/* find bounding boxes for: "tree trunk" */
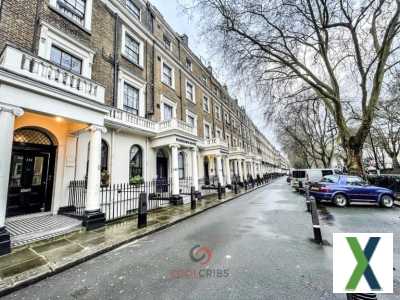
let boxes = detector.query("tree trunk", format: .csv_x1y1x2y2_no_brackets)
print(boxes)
391,155,400,171
343,137,364,175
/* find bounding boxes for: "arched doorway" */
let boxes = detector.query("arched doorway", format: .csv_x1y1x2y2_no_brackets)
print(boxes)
8,127,57,217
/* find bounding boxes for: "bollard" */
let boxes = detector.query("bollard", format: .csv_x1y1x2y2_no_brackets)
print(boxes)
191,186,196,210
310,197,322,244
305,186,311,213
244,180,248,191
346,294,377,300
138,193,148,228
218,182,222,200
234,182,238,194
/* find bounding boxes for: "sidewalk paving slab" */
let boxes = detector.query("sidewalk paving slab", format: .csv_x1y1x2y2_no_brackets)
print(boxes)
0,182,271,296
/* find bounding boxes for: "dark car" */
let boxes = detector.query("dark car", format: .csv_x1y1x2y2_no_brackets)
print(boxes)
309,175,395,208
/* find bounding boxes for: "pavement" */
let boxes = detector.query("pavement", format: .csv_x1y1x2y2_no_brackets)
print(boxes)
1,178,399,299
0,182,268,296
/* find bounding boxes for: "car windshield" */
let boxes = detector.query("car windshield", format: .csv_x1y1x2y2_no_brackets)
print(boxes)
321,175,339,183
346,176,366,186
292,170,306,178
321,170,333,176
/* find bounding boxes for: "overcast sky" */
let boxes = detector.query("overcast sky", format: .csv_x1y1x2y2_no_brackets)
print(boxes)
149,0,279,148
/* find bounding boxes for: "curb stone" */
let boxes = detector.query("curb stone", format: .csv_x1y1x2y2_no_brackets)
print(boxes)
0,181,273,296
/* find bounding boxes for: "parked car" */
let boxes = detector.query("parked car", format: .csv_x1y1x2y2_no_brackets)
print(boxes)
309,175,395,208
291,168,337,192
291,169,307,191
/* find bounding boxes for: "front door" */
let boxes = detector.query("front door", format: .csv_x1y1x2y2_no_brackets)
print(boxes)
7,147,55,217
204,158,210,185
156,150,168,193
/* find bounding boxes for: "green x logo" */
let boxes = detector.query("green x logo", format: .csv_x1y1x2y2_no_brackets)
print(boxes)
346,237,381,291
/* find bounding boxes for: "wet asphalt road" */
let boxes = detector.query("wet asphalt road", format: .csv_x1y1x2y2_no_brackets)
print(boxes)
2,178,399,300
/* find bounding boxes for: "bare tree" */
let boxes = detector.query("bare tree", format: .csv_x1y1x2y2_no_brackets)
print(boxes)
372,97,400,169
189,0,400,174
275,98,337,168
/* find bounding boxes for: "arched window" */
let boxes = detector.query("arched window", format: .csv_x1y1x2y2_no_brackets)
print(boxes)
130,145,143,178
101,140,109,172
178,152,185,179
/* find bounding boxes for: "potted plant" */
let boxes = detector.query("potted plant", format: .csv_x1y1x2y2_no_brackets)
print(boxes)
101,169,110,187
130,175,144,186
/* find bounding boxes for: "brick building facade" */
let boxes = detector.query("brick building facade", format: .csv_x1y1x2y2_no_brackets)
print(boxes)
0,0,286,254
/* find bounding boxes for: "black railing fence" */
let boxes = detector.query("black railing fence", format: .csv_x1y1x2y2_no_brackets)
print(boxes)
67,179,173,222
179,177,193,195
67,180,87,217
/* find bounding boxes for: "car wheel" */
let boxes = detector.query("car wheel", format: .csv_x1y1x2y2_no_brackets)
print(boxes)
334,194,347,207
380,195,394,208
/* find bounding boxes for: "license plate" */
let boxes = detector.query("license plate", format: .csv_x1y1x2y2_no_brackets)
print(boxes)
310,187,319,191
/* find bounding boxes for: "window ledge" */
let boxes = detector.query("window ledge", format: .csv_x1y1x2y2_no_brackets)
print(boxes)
49,5,92,35
121,54,144,70
161,81,175,90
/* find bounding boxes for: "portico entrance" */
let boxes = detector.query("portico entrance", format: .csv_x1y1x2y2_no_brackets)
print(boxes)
7,128,56,217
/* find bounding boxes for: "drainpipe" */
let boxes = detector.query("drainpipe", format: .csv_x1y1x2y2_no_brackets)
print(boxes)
112,12,120,107
32,0,44,54
178,38,184,121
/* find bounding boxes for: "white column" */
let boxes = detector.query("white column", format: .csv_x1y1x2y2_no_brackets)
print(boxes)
0,105,23,227
191,147,199,191
238,159,244,182
216,155,224,186
225,157,231,185
171,144,180,195
86,125,106,211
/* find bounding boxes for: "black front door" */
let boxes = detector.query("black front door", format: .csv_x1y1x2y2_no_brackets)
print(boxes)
7,146,55,217
204,159,210,185
156,157,168,193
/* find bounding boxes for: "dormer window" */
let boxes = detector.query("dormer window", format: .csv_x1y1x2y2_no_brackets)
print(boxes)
163,35,171,50
127,0,140,20
57,0,86,26
186,58,192,71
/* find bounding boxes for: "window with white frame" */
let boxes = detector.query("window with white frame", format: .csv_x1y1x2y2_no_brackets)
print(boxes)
225,112,230,124
233,137,237,147
162,62,174,87
186,81,195,102
226,134,230,146
164,103,173,121
118,70,146,117
39,23,95,78
178,152,185,179
125,34,140,65
161,96,176,121
204,123,211,140
121,26,144,68
50,0,92,30
215,105,221,120
203,96,209,112
186,110,197,132
126,0,140,20
216,128,222,139
50,45,82,74
56,0,86,25
123,83,139,115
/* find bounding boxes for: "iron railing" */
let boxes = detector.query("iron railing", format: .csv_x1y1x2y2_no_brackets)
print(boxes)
67,179,173,222
179,177,193,195
67,180,87,217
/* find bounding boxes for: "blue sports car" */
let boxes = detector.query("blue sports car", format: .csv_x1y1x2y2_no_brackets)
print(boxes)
309,175,395,208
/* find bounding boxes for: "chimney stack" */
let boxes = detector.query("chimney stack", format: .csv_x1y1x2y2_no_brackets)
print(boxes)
180,34,189,46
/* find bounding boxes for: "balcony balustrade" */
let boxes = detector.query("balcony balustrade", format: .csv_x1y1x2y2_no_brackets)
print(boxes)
0,45,105,103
